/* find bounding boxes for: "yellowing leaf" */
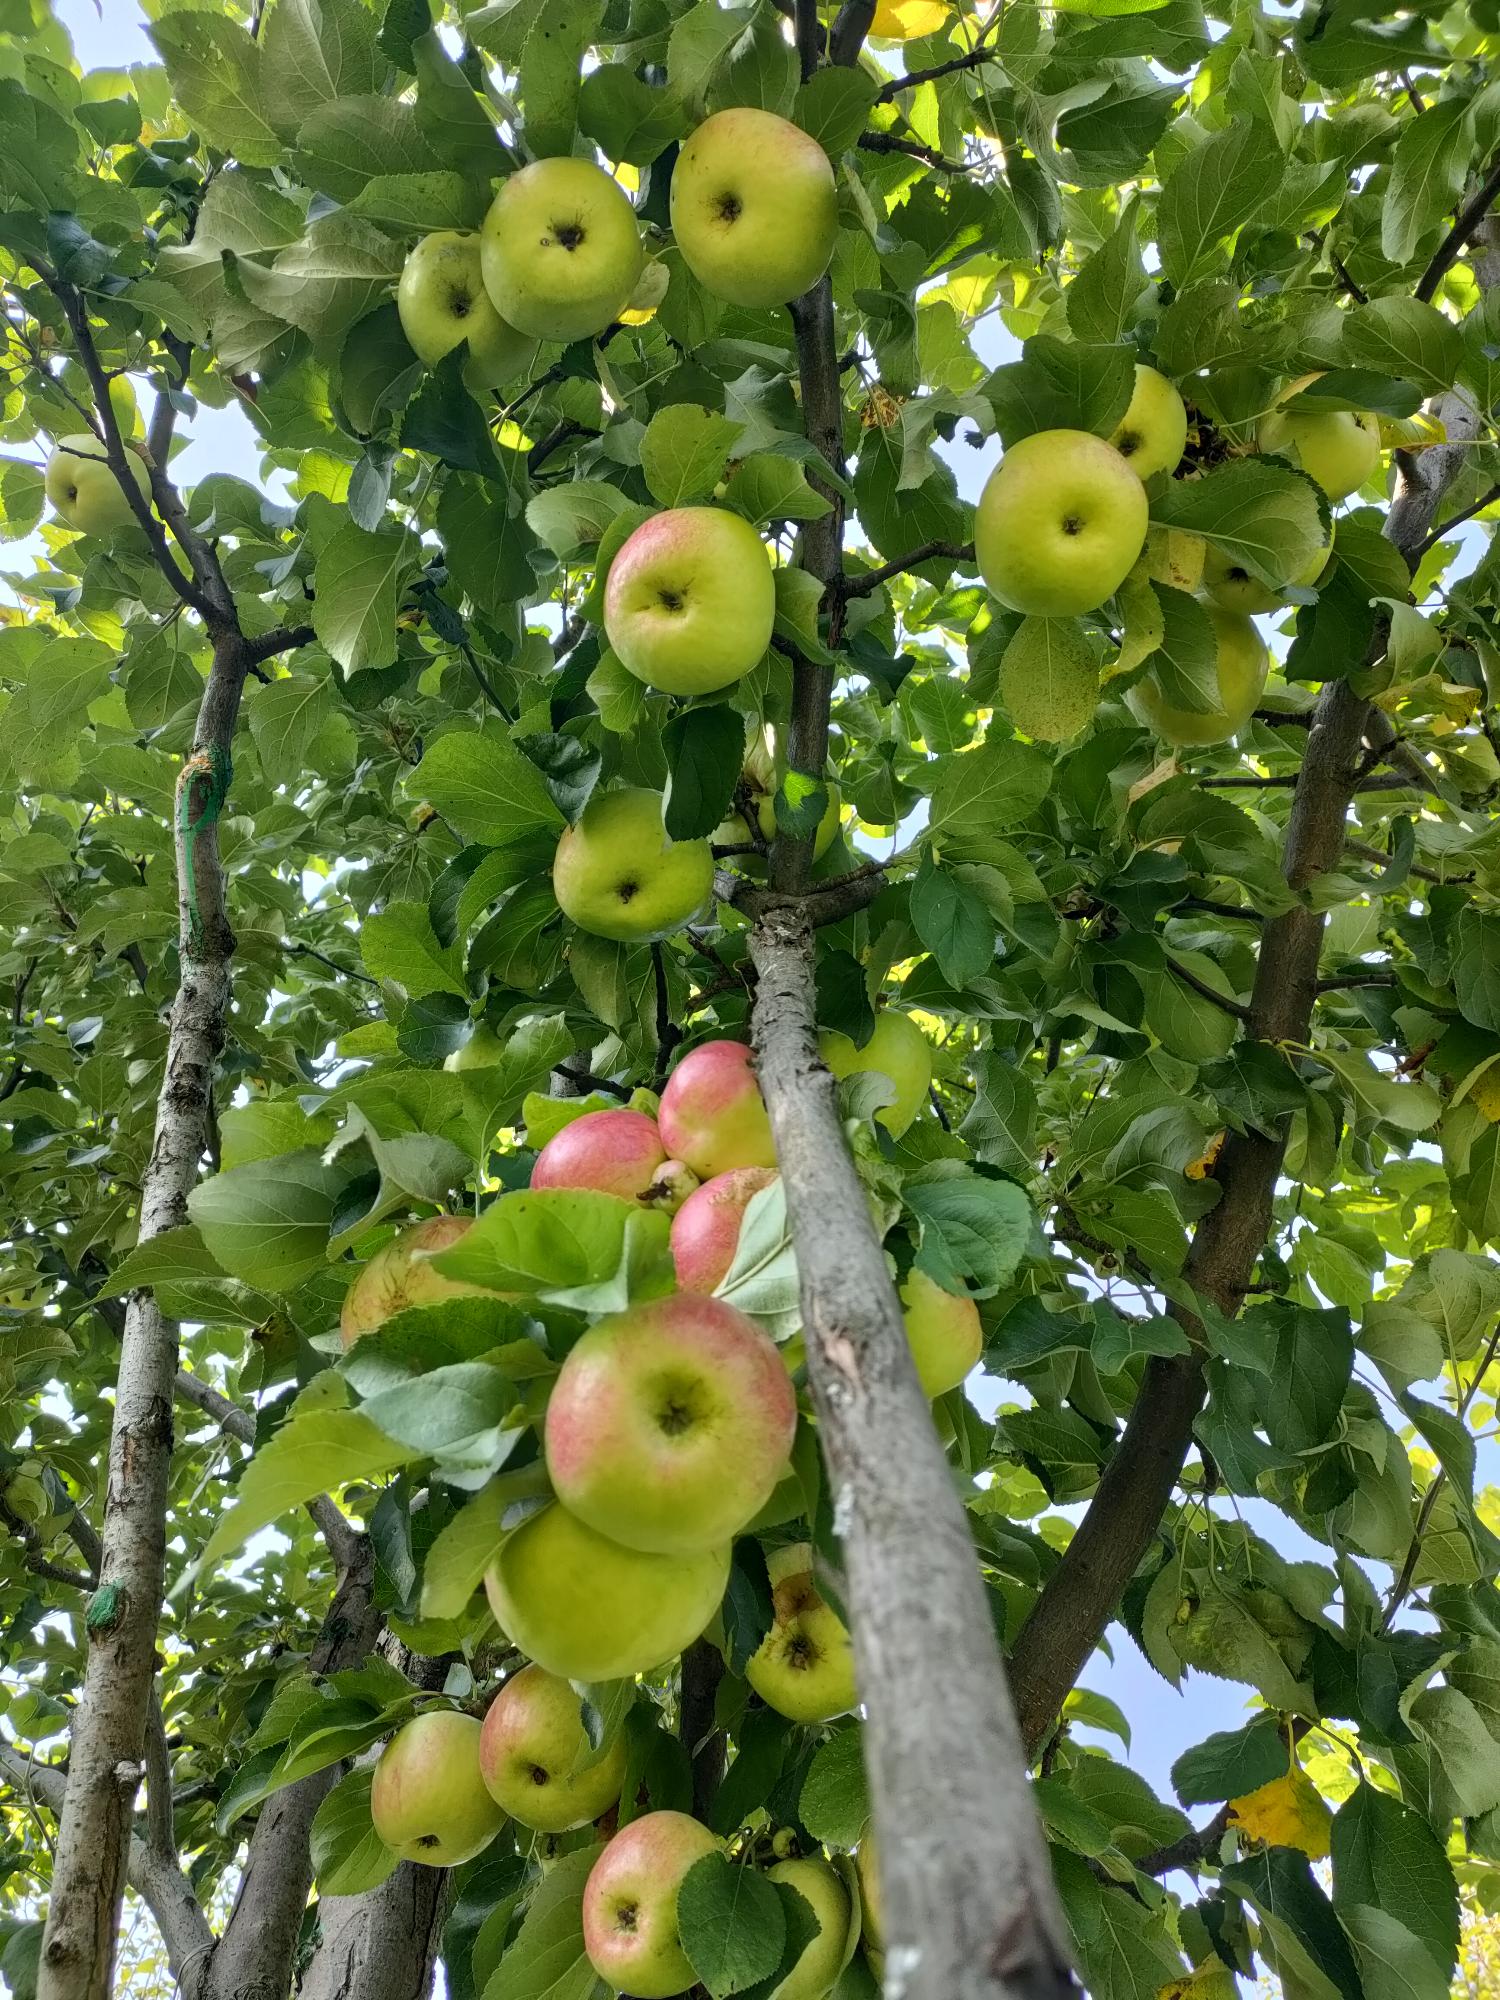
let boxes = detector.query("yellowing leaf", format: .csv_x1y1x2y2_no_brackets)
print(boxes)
1227,1769,1332,1860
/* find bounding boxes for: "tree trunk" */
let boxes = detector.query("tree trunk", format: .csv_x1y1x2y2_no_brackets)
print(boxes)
297,1865,453,2000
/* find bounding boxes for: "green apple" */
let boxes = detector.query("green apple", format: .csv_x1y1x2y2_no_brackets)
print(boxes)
478,1663,627,1833
671,108,838,310
856,1834,883,1978
746,1544,858,1724
900,1267,982,1399
767,1857,852,2000
975,429,1148,617
44,432,151,536
583,1811,720,1999
369,1710,506,1867
340,1215,495,1347
604,506,776,695
1202,535,1332,616
1258,379,1380,501
818,1010,931,1137
544,1291,796,1554
480,157,644,343
485,1503,730,1681
1126,601,1269,747
1109,365,1188,481
658,1039,777,1179
553,787,714,943
396,230,537,389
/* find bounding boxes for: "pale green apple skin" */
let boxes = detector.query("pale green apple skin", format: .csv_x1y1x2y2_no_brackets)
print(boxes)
767,1857,852,2000
899,1267,983,1399
1257,402,1380,501
1126,601,1269,747
583,1812,721,1999
1109,365,1188,481
671,108,838,310
340,1215,494,1347
856,1834,883,1977
1202,537,1330,616
485,1503,730,1681
819,1010,932,1137
605,507,776,695
480,158,644,343
746,1548,858,1724
975,429,1148,617
544,1292,797,1554
397,231,535,388
478,1663,627,1833
370,1710,506,1867
658,1039,777,1179
45,433,151,535
553,787,714,943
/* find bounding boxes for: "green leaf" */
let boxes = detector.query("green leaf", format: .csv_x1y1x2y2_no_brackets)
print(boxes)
1066,202,1149,345
236,213,405,344
904,1171,1031,1298
310,522,419,675
149,13,282,167
1453,907,1500,1032
412,30,511,176
1330,1785,1458,1983
520,0,605,158
798,1728,869,1850
1382,96,1475,265
246,670,336,790
527,480,636,561
360,901,467,998
187,1152,351,1291
1252,1299,1353,1453
0,81,80,212
663,704,745,841
1222,1849,1360,2000
579,64,690,164
928,737,1052,862
433,1189,675,1311
1053,1851,1184,2000
1138,584,1219,714
678,1852,785,1999
420,1479,513,1620
1314,1049,1441,1133
1342,298,1465,397
985,336,1135,446
1150,459,1327,586
1171,1715,1288,1806
640,408,746,508
667,0,757,106
347,170,488,235
958,1055,1037,1178
794,68,879,155
1157,119,1277,287
910,856,994,989
262,0,392,140
407,727,565,849
296,95,445,204
310,1768,399,1898
482,1843,602,2000
201,1405,418,1566
360,1362,519,1472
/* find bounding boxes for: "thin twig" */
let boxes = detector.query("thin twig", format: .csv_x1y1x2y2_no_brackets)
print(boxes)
1416,152,1500,301
840,540,976,600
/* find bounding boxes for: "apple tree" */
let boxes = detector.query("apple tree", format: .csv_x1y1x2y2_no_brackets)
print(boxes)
1,0,1499,1996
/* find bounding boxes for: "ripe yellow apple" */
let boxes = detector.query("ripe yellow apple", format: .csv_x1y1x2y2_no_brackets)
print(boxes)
369,1710,505,1867
485,1503,730,1681
1109,365,1188,481
1258,379,1380,501
397,230,537,389
552,787,714,942
478,1663,627,1833
1202,535,1331,616
605,506,776,695
746,1544,858,1723
339,1215,494,1347
583,1812,721,1999
543,1292,797,1554
671,109,838,310
480,157,644,343
899,1267,982,1398
767,1856,852,2000
44,432,151,536
658,1040,777,1179
819,1010,931,1137
1126,601,1269,747
975,429,1148,617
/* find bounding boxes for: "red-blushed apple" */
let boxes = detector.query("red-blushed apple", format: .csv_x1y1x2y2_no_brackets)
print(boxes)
900,1267,983,1399
369,1710,505,1867
478,1663,626,1833
746,1544,858,1723
583,1810,720,1999
485,1503,730,1681
544,1292,797,1553
553,786,714,943
45,432,152,536
604,506,776,696
818,1010,931,1137
1108,365,1188,481
658,1040,777,1179
767,1855,852,2000
670,1167,778,1292
530,1107,696,1211
975,429,1148,617
670,109,838,310
340,1215,494,1347
480,157,644,343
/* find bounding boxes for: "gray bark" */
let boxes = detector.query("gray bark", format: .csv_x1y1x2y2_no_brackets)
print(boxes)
297,1864,453,2000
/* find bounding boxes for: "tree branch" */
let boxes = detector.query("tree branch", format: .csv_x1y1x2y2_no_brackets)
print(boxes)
680,1639,726,1821
840,540,976,600
1415,480,1500,557
1165,956,1250,1021
858,130,969,172
1415,152,1500,302
876,42,1002,100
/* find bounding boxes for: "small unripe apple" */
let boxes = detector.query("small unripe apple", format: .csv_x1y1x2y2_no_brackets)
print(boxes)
370,1709,506,1867
480,157,644,343
1108,365,1188,481
658,1040,777,1179
767,1855,852,2000
670,108,838,310
975,429,1148,617
544,1292,797,1553
478,1663,627,1833
671,1167,778,1292
818,1011,931,1137
746,1544,858,1724
339,1215,494,1347
605,507,776,696
583,1811,721,1999
899,1267,982,1399
553,787,714,943
45,432,151,536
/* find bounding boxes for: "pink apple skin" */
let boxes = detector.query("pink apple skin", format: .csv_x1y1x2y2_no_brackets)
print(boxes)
544,1292,797,1554
658,1040,777,1180
583,1811,720,2000
671,1168,778,1292
531,1109,669,1201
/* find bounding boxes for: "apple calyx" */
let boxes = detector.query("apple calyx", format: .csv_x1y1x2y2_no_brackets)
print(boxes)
643,1157,700,1213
